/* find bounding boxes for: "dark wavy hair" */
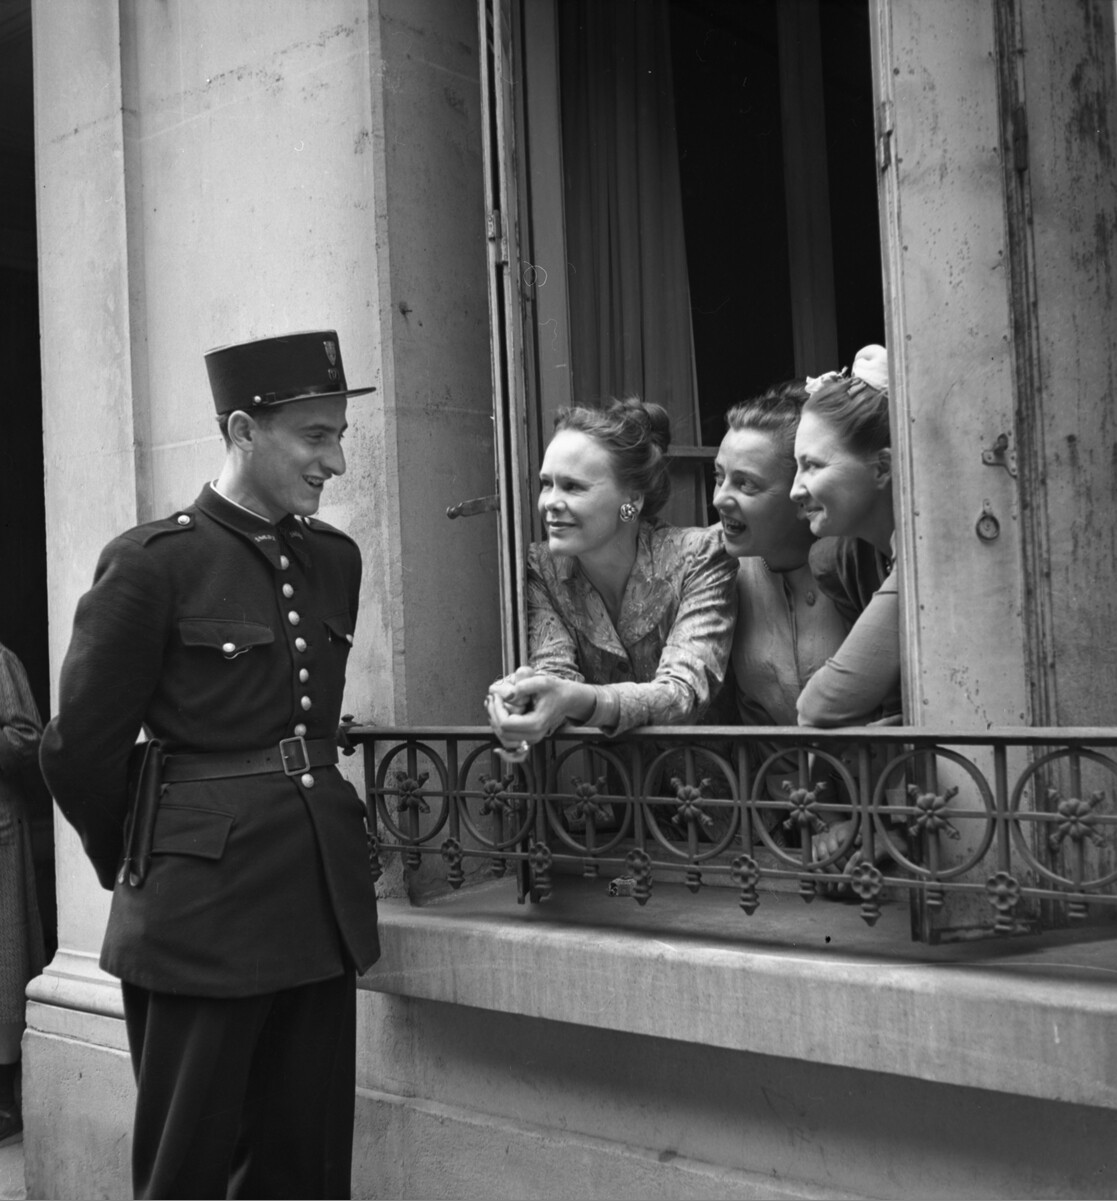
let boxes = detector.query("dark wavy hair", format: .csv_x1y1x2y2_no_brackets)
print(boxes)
552,396,673,519
801,376,890,457
724,380,809,472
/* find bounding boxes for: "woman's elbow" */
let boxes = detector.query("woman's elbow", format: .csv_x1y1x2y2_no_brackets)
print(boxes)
796,681,849,728
797,695,835,727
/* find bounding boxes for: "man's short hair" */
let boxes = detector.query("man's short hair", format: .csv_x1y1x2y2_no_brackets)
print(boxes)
216,407,280,448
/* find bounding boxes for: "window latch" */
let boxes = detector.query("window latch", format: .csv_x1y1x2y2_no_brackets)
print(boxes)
981,432,1017,478
446,494,499,520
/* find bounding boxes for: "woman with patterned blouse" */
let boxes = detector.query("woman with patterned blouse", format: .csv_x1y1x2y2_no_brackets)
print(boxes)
485,398,737,755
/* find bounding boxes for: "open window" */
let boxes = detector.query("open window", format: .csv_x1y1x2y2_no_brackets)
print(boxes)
374,0,1117,943
479,0,886,630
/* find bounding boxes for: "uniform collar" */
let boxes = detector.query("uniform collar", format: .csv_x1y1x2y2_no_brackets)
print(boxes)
194,484,311,569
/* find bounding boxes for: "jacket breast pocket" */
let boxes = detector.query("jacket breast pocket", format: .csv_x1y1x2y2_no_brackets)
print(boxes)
178,617,274,660
151,804,235,860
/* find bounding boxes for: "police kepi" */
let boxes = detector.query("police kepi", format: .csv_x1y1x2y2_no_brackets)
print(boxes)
204,329,376,413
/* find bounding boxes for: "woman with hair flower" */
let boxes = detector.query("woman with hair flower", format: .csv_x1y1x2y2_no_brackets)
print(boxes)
789,344,905,877
791,343,900,728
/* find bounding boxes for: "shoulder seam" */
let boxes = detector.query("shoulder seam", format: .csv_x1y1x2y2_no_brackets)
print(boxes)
112,511,197,549
303,517,358,545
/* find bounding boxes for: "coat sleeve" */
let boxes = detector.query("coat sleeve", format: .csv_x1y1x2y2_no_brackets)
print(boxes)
0,645,43,776
796,564,902,727
40,534,174,888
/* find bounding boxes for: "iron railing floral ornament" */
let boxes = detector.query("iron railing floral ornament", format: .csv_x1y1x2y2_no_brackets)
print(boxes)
343,723,1117,941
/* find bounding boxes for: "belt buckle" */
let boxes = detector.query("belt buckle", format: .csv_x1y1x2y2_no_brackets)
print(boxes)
278,735,309,776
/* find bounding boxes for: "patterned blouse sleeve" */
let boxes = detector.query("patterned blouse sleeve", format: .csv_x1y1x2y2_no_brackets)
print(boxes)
0,645,43,775
587,533,738,734
527,561,585,683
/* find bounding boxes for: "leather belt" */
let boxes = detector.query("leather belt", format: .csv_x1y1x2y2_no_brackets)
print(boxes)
163,736,338,783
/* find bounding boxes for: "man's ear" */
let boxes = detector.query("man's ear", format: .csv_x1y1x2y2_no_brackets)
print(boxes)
225,410,257,453
874,446,892,489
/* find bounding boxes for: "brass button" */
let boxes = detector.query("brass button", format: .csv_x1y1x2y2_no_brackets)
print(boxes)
279,555,290,570
222,641,236,655
295,637,307,652
805,591,816,606
282,584,294,598
299,669,309,683
293,723,307,737
300,772,315,788
288,611,300,626
301,696,312,711
345,634,354,645
176,514,190,526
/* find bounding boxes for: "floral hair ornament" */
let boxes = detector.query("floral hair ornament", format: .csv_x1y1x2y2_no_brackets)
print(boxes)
803,367,847,396
849,343,889,396
804,344,889,399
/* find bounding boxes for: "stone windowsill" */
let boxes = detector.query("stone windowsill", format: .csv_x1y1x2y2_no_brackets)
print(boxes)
362,875,1117,1111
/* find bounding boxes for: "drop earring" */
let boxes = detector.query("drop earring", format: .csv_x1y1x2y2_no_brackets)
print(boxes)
619,502,638,522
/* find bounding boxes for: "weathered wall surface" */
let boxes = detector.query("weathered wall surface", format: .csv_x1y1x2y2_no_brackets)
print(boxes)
355,1004,1116,1201
878,0,1117,729
368,0,502,722
873,0,1117,936
876,0,1031,728
1013,0,1117,726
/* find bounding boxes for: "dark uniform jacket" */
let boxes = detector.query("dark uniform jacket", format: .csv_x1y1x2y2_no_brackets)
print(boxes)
40,484,380,997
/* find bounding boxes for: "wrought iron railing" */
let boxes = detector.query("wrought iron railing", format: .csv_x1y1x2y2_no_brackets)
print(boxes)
344,723,1117,942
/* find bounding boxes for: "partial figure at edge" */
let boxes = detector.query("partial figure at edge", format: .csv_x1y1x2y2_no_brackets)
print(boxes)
0,641,46,1148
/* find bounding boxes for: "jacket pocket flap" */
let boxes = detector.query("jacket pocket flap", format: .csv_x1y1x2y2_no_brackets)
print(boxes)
323,611,355,644
152,805,235,859
178,618,274,654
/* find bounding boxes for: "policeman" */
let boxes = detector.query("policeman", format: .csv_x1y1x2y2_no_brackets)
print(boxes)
41,330,380,1199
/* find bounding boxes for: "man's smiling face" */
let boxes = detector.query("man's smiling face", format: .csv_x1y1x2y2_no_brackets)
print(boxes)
236,395,349,522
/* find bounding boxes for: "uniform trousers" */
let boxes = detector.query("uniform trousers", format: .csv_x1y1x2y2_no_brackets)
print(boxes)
122,970,356,1200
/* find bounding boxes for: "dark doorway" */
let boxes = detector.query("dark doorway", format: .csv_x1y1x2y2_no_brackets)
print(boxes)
0,0,56,957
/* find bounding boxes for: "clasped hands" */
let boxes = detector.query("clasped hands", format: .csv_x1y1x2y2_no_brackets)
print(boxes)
485,667,587,762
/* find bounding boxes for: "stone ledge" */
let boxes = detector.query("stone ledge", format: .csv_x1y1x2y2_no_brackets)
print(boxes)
362,878,1117,1110
352,1085,858,1201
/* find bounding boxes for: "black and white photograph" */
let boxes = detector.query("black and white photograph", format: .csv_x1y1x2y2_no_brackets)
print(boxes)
0,0,1115,1198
